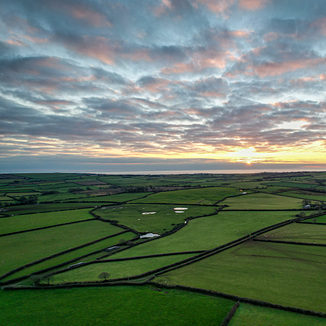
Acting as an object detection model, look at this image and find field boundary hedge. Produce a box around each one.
[220,302,240,326]
[253,239,326,246]
[146,283,326,318]
[3,282,325,318]
[100,251,205,262]
[130,217,305,281]
[299,221,326,225]
[94,206,221,260]
[0,218,96,237]
[0,204,102,216]
[36,216,304,286]
[0,233,140,286]
[43,251,204,282]
[0,230,130,283]
[90,208,141,235]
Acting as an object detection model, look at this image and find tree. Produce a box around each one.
[42,275,54,285]
[30,274,42,286]
[98,272,110,281]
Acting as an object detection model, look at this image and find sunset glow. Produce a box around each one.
[0,0,325,172]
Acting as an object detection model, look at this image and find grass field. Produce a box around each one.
[262,182,318,189]
[132,187,240,205]
[155,241,326,312]
[0,196,14,201]
[0,209,94,235]
[4,231,136,282]
[279,190,326,202]
[38,192,88,202]
[95,204,217,233]
[1,172,326,325]
[306,214,326,223]
[229,303,326,326]
[111,211,299,258]
[66,192,152,203]
[221,193,302,210]
[49,254,196,283]
[0,220,126,277]
[0,286,234,326]
[2,202,103,215]
[256,222,326,244]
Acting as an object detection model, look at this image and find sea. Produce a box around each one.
[88,168,325,175]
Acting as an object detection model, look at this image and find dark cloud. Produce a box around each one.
[0,0,325,169]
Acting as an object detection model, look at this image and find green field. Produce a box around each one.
[221,192,302,210]
[0,286,234,326]
[1,172,326,325]
[263,182,318,189]
[4,232,136,282]
[155,241,326,312]
[111,211,299,258]
[1,202,103,216]
[256,222,326,244]
[49,254,195,283]
[38,192,88,202]
[280,190,326,202]
[0,209,94,235]
[229,304,326,326]
[65,192,152,203]
[132,187,240,205]
[0,196,14,201]
[306,214,326,223]
[0,220,126,277]
[95,204,217,233]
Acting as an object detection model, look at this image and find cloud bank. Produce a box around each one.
[0,0,325,172]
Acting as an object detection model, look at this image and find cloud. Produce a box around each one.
[239,0,269,11]
[0,0,325,169]
[195,0,235,14]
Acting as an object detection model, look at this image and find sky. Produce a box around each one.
[0,0,326,173]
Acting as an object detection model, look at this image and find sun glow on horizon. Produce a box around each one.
[229,147,258,164]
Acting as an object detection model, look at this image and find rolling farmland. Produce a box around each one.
[0,172,326,325]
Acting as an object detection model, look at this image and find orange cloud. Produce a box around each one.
[122,49,152,62]
[162,49,229,75]
[254,58,326,77]
[195,0,235,13]
[239,0,269,11]
[37,57,70,71]
[6,39,25,46]
[64,35,152,65]
[141,79,170,93]
[153,0,173,16]
[70,6,112,27]
[230,30,251,38]
[311,17,326,36]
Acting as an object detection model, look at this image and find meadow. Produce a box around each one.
[306,214,326,223]
[132,186,240,205]
[221,192,302,210]
[95,203,217,233]
[0,286,234,326]
[255,222,326,244]
[229,304,326,326]
[155,241,326,312]
[0,172,325,325]
[0,220,127,277]
[0,209,94,235]
[111,210,300,258]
